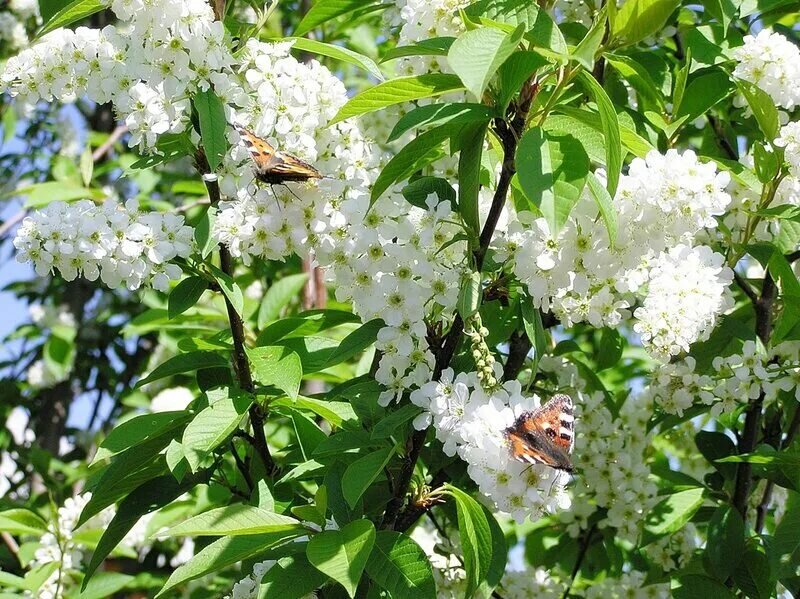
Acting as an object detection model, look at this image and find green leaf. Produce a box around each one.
[84,474,197,589]
[158,532,300,597]
[156,504,306,537]
[464,0,567,55]
[643,487,705,543]
[444,485,492,598]
[612,0,680,45]
[457,270,482,320]
[92,411,192,464]
[695,430,737,480]
[772,490,800,570]
[211,265,244,318]
[365,531,436,599]
[572,8,607,69]
[381,38,455,63]
[37,0,108,38]
[77,573,133,599]
[257,274,309,328]
[80,428,181,526]
[387,103,495,143]
[258,555,330,599]
[371,125,455,203]
[586,172,618,247]
[516,128,589,234]
[0,509,47,535]
[135,351,229,388]
[321,319,383,369]
[291,410,328,459]
[447,25,524,100]
[195,206,217,259]
[182,389,254,471]
[371,404,423,439]
[342,447,395,509]
[80,147,93,187]
[497,51,548,112]
[258,310,360,345]
[19,181,102,208]
[521,301,547,376]
[457,122,488,235]
[672,575,736,599]
[475,503,507,598]
[596,328,624,370]
[283,37,384,81]
[402,177,457,209]
[294,0,380,36]
[706,506,745,580]
[330,74,465,125]
[272,395,358,428]
[307,519,376,598]
[194,89,228,172]
[733,546,772,599]
[738,80,780,140]
[676,71,734,124]
[248,346,303,399]
[168,276,209,319]
[605,53,665,109]
[700,0,737,29]
[577,72,622,197]
[555,105,654,157]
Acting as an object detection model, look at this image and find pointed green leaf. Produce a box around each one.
[307,520,376,598]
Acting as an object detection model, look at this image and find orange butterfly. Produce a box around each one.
[505,394,575,473]
[234,124,324,186]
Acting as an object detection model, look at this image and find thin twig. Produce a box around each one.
[733,270,777,519]
[733,271,759,305]
[91,124,128,162]
[755,406,800,532]
[197,149,276,476]
[1,531,19,564]
[562,524,597,599]
[0,209,25,240]
[382,78,539,532]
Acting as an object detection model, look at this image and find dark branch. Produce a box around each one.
[197,149,275,476]
[382,79,538,531]
[733,271,759,305]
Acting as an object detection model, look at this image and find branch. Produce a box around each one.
[733,271,759,305]
[562,524,597,599]
[91,124,128,162]
[502,330,532,382]
[707,115,737,161]
[197,150,276,476]
[381,80,538,531]
[755,404,800,532]
[733,270,777,519]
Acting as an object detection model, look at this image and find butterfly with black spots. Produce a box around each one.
[505,394,575,473]
[234,124,324,186]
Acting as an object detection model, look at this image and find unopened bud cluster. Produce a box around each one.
[466,313,497,391]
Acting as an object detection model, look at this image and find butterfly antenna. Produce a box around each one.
[281,183,304,202]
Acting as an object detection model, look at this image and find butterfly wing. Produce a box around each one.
[505,394,574,472]
[235,125,323,184]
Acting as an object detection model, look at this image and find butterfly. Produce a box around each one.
[505,393,575,473]
[234,124,324,186]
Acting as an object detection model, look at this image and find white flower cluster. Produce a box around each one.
[733,29,800,111]
[393,0,471,75]
[510,149,732,360]
[633,245,733,361]
[1,0,229,149]
[411,369,571,523]
[776,121,800,179]
[224,560,290,599]
[207,40,470,404]
[1,408,33,498]
[583,572,669,599]
[13,199,193,292]
[561,392,656,542]
[644,524,698,572]
[30,493,92,599]
[649,340,800,417]
[551,0,598,26]
[502,567,566,599]
[0,0,38,52]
